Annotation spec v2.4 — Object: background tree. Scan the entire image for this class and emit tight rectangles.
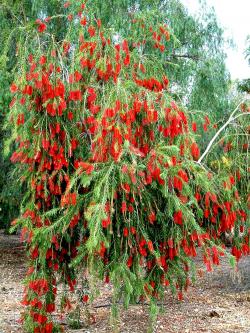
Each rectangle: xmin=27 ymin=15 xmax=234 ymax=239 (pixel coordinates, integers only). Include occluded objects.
xmin=237 ymin=35 xmax=250 ymax=93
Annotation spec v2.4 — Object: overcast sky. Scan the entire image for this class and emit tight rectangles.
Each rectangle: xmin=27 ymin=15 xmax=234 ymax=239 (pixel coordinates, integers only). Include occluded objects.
xmin=180 ymin=0 xmax=250 ymax=80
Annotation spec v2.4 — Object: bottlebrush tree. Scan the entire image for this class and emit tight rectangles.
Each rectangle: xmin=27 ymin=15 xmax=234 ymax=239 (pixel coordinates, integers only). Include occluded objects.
xmin=6 ymin=1 xmax=249 ymax=332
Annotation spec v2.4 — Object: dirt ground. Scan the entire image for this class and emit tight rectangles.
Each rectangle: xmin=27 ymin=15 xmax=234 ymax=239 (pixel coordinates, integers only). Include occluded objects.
xmin=0 ymin=230 xmax=250 ymax=333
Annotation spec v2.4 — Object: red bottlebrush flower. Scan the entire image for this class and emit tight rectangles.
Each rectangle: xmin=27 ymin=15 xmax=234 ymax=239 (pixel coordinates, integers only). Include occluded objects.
xmin=192 ymin=122 xmax=197 ymax=132
xmin=163 ymin=75 xmax=169 ymax=88
xmin=61 ymin=193 xmax=77 ymax=207
xmin=121 ymin=201 xmax=127 ymax=213
xmin=10 ymin=83 xmax=18 ymax=93
xmin=22 ymin=85 xmax=33 ymax=95
xmin=139 ymin=247 xmax=147 ymax=257
xmin=102 ymin=217 xmax=111 ymax=228
xmin=69 ymin=90 xmax=82 ymax=101
xmin=105 ymin=275 xmax=110 ymax=284
xmin=37 ymin=22 xmax=47 ymax=33
xmin=231 ymin=246 xmax=242 ymax=261
xmin=130 ymin=226 xmax=136 ymax=235
xmin=195 ymin=192 xmax=201 ymax=201
xmin=127 ymin=256 xmax=133 ymax=268
xmin=69 ymin=215 xmax=79 ymax=228
xmin=88 ymin=25 xmax=96 ymax=37
xmin=173 ymin=176 xmax=183 ymax=192
xmin=168 ymin=238 xmax=174 ymax=248
xmin=20 ymin=97 xmax=26 ymax=105
xmin=123 ymin=54 xmax=130 ymax=66
xmin=224 ymin=201 xmax=232 ymax=212
xmin=46 ymin=303 xmax=55 ymax=313
xmin=79 ymin=162 xmax=94 ymax=174
xmin=42 ymin=138 xmax=50 ymax=150
xmin=37 ymin=314 xmax=48 ymax=324
xmin=44 ymin=322 xmax=53 ymax=333
xmin=243 ymin=143 xmax=248 ymax=151
xmin=31 ymin=246 xmax=39 ymax=259
xmin=55 ymin=122 xmax=60 ymax=134
xmin=178 ymin=169 xmax=189 ymax=183
xmin=204 ymin=209 xmax=210 ymax=218
xmin=80 ymin=16 xmax=87 ymax=26
xmin=74 ymin=70 xmax=82 ymax=82
xmin=178 ymin=291 xmax=183 ymax=301
xmin=122 ymin=40 xmax=129 ymax=53
xmin=82 ymin=294 xmax=89 ymax=303
xmin=97 ymin=19 xmax=102 ymax=28
xmin=29 ymin=278 xmax=49 ymax=296
xmin=229 ymin=175 xmax=235 ymax=185
xmin=173 ymin=210 xmax=183 ymax=225
xmin=159 ymin=44 xmax=165 ymax=52
xmin=17 ymin=113 xmax=25 ymax=126
xmin=148 ymin=211 xmax=156 ymax=224
xmin=70 ymin=138 xmax=78 ymax=150
xmin=122 ymin=183 xmax=130 ymax=193
xmin=147 ymin=240 xmax=154 ymax=252
xmin=128 ymin=204 xmax=134 ymax=213
xmin=190 ymin=142 xmax=200 ymax=160
xmin=123 ymin=227 xmax=129 ymax=237
xmin=39 ymin=55 xmax=47 ymax=65
xmin=67 ymin=111 xmax=73 ymax=121
xmin=149 ymin=281 xmax=155 ymax=289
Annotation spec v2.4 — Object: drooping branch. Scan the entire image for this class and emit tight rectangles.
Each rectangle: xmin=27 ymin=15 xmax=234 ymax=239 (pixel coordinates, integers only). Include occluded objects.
xmin=198 ymin=100 xmax=249 ymax=163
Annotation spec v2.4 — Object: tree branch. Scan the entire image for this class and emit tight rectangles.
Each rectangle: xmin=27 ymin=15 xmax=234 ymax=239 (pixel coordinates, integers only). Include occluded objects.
xmin=198 ymin=100 xmax=248 ymax=163
xmin=169 ymin=53 xmax=199 ymax=61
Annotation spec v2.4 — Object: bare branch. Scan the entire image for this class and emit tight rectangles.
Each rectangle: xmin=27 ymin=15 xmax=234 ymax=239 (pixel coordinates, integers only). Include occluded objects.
xmin=198 ymin=100 xmax=248 ymax=163
xmin=167 ymin=53 xmax=199 ymax=61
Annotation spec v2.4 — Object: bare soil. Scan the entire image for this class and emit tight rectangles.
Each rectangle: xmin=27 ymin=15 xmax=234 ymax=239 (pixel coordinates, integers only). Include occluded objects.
xmin=0 ymin=230 xmax=250 ymax=333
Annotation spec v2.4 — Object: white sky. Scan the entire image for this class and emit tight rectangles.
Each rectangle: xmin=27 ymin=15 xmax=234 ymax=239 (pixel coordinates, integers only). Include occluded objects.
xmin=180 ymin=0 xmax=250 ymax=80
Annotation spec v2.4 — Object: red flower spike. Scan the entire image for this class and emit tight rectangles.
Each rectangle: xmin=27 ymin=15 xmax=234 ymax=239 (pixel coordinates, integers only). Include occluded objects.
xmin=102 ymin=217 xmax=111 ymax=228
xmin=37 ymin=22 xmax=47 ymax=33
xmin=80 ymin=16 xmax=87 ymax=26
xmin=190 ymin=142 xmax=200 ymax=160
xmin=123 ymin=227 xmax=129 ymax=237
xmin=148 ymin=211 xmax=156 ymax=224
xmin=192 ymin=122 xmax=197 ymax=132
xmin=10 ymin=83 xmax=18 ymax=93
xmin=69 ymin=90 xmax=82 ymax=101
xmin=147 ymin=240 xmax=154 ymax=252
xmin=88 ymin=25 xmax=96 ymax=37
xmin=82 ymin=294 xmax=89 ymax=303
xmin=173 ymin=211 xmax=183 ymax=225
